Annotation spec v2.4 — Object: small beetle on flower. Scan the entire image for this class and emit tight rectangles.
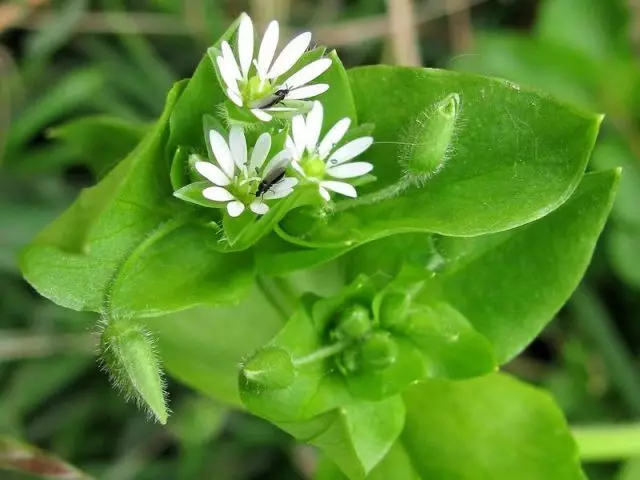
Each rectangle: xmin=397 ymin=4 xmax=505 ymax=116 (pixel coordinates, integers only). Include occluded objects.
xmin=194 ymin=126 xmax=298 ymax=217
xmin=214 ymin=13 xmax=332 ymax=122
xmin=287 ymin=101 xmax=374 ymax=201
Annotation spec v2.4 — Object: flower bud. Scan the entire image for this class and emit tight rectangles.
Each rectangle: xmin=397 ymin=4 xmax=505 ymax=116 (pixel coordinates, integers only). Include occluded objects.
xmin=360 ymin=332 xmax=397 ymax=371
xmin=332 ymin=304 xmax=372 ymax=341
xmin=336 ymin=346 xmax=361 ymax=376
xmin=99 ymin=320 xmax=168 ymax=424
xmin=240 ymin=347 xmax=295 ymax=391
xmin=400 ymin=93 xmax=461 ymax=182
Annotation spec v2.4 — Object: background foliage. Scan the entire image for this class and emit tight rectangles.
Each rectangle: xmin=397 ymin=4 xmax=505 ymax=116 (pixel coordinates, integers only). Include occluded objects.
xmin=1 ymin=0 xmax=640 ymax=478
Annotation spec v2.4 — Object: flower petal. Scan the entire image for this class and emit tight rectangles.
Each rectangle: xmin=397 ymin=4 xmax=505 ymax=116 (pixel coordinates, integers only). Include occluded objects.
xmin=226 ymin=88 xmax=243 ymax=107
xmin=257 ymin=20 xmax=279 ymax=77
xmin=195 ymin=161 xmax=230 ymax=186
xmin=321 ymin=180 xmax=357 ymax=198
xmin=327 ymin=137 xmax=373 ymax=166
xmin=203 ymin=186 xmax=235 ymax=201
xmin=284 ymin=58 xmax=332 ymax=89
xmin=272 ymin=176 xmax=299 ymax=192
xmin=209 ymin=129 xmax=235 ymax=178
xmin=229 ymin=126 xmax=247 ymax=168
xmin=319 ymin=117 xmax=351 ymax=159
xmin=227 ymin=200 xmax=245 ymax=217
xmin=220 ymin=41 xmax=242 ymax=80
xmin=268 ymin=31 xmax=312 ymax=79
xmin=286 ymin=83 xmax=329 ymax=100
xmin=250 ymin=200 xmax=269 ymax=215
xmin=251 ymin=109 xmax=272 ymax=122
xmin=291 ymin=160 xmax=305 ymax=176
xmin=292 ymin=114 xmax=307 ymax=155
xmin=238 ymin=14 xmax=254 ymax=78
xmin=263 ymin=188 xmax=293 ymax=200
xmin=249 ymin=132 xmax=272 ymax=171
xmin=263 ymin=149 xmax=292 ymax=175
xmin=318 ymin=186 xmax=331 ymax=202
xmin=216 ymin=56 xmax=241 ymax=93
xmin=326 ymin=162 xmax=374 ymax=179
xmin=285 ymin=135 xmax=299 ymax=159
xmin=305 ymin=101 xmax=323 ymax=153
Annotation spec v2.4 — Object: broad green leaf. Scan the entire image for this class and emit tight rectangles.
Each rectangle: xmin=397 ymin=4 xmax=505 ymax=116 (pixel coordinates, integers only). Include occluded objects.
xmin=21 ymin=81 xmax=253 ymax=317
xmin=282 ymin=395 xmax=404 ymax=480
xmin=48 ymin=115 xmax=148 ymax=178
xmin=426 ymin=170 xmax=619 ymax=361
xmin=150 ymin=286 xmax=285 ymax=407
xmin=452 ymin=34 xmax=600 ymax=111
xmin=167 ymin=17 xmax=240 ymax=153
xmin=279 ymin=66 xmax=601 ymax=248
xmin=399 ymin=374 xmax=584 ymax=479
xmin=314 ymin=50 xmax=358 ymax=130
xmin=318 ymin=374 xmax=584 ymax=480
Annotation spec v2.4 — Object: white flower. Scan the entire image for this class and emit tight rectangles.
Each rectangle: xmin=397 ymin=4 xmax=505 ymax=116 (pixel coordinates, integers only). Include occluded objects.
xmin=287 ymin=101 xmax=374 ymax=201
xmin=216 ymin=13 xmax=332 ymax=122
xmin=194 ymin=126 xmax=298 ymax=217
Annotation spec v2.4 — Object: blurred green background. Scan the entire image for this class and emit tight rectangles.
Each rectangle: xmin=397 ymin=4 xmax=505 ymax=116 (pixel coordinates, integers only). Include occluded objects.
xmin=1 ymin=0 xmax=640 ymax=478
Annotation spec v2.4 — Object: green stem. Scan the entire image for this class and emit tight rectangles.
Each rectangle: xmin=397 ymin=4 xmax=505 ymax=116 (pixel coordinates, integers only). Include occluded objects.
xmin=293 ymin=342 xmax=349 ymax=367
xmin=573 ymin=424 xmax=640 ymax=461
xmin=569 ymin=286 xmax=640 ymax=416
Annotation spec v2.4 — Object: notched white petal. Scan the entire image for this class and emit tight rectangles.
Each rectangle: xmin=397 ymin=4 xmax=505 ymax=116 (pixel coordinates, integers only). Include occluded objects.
xmin=209 ymin=129 xmax=236 ymax=178
xmin=229 ymin=126 xmax=247 ymax=167
xmin=251 ymin=109 xmax=273 ymax=122
xmin=203 ymin=186 xmax=235 ymax=202
xmin=220 ymin=41 xmax=242 ymax=80
xmin=273 ymin=176 xmax=298 ymax=192
xmin=326 ymin=162 xmax=374 ymax=179
xmin=250 ymin=200 xmax=269 ymax=215
xmin=321 ymin=180 xmax=357 ymax=198
xmin=285 ymin=83 xmax=329 ymax=100
xmin=291 ymin=114 xmax=307 ymax=156
xmin=238 ymin=14 xmax=254 ymax=78
xmin=227 ymin=200 xmax=245 ymax=217
xmin=258 ymin=20 xmax=279 ymax=76
xmin=284 ymin=58 xmax=332 ymax=89
xmin=319 ymin=117 xmax=351 ymax=159
xmin=268 ymin=31 xmax=312 ymax=79
xmin=327 ymin=136 xmax=373 ymax=166
xmin=216 ymin=57 xmax=241 ymax=93
xmin=318 ymin=186 xmax=331 ymax=202
xmin=226 ymin=88 xmax=243 ymax=107
xmin=263 ymin=187 xmax=293 ymax=200
xmin=195 ymin=161 xmax=230 ymax=186
xmin=249 ymin=132 xmax=272 ymax=170
xmin=305 ymin=101 xmax=323 ymax=153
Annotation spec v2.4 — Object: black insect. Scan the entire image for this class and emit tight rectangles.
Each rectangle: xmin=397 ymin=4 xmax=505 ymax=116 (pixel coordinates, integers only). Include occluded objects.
xmin=257 ymin=87 xmax=290 ymax=109
xmin=255 ymin=158 xmax=290 ymax=197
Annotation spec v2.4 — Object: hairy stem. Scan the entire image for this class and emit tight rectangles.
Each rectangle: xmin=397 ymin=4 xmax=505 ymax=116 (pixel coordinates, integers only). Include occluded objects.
xmin=573 ymin=423 xmax=640 ymax=461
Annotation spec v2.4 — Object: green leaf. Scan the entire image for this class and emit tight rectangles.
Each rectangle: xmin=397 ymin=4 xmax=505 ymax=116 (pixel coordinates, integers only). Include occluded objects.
xmin=150 ymin=286 xmax=285 ymax=407
xmin=317 ymin=374 xmax=584 ymax=480
xmin=314 ymin=50 xmax=358 ymax=130
xmin=400 ymin=374 xmax=585 ymax=479
xmin=426 ymin=169 xmax=619 ymax=361
xmin=279 ymin=66 xmax=601 ymax=248
xmin=167 ymin=17 xmax=241 ymax=153
xmin=283 ymin=395 xmax=405 ymax=480
xmin=21 ymin=81 xmax=252 ymax=317
xmin=48 ymin=115 xmax=148 ymax=178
